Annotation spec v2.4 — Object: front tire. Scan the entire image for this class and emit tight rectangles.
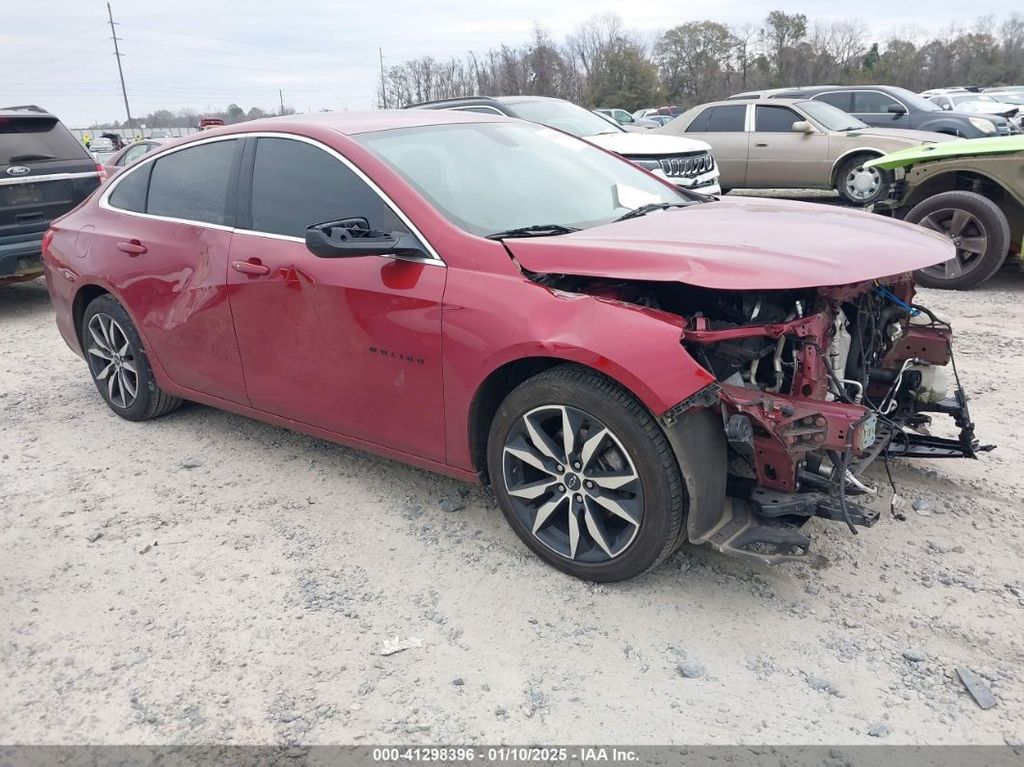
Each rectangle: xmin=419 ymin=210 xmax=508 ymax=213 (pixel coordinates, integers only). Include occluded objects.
xmin=81 ymin=294 xmax=182 ymax=421
xmin=835 ymin=154 xmax=891 ymax=206
xmin=905 ymin=190 xmax=1011 ymax=290
xmin=486 ymin=365 xmax=685 ymax=582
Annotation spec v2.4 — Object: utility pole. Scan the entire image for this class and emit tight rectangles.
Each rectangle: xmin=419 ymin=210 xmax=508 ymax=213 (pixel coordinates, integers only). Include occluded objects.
xmin=279 ymin=89 xmax=285 ymax=115
xmin=379 ymin=47 xmax=388 ymax=109
xmin=106 ymin=3 xmax=133 ymax=134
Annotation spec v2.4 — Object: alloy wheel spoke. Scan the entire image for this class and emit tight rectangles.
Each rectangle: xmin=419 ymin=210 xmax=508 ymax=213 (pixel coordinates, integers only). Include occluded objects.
xmin=532 ymin=494 xmax=566 ymax=534
xmin=949 ymin=209 xmax=970 ymax=235
xmin=121 ymin=359 xmax=138 ymax=375
xmin=96 ymin=361 xmax=115 ymax=380
xmin=89 ymin=325 xmax=111 ymax=354
xmin=523 ymin=412 xmax=564 ymax=463
xmin=958 ymin=236 xmax=987 ymax=255
xmin=508 ymin=478 xmax=558 ymax=500
xmin=918 ymin=214 xmax=945 ymax=233
xmin=88 ymin=346 xmax=113 ymax=361
xmin=567 ymin=504 xmax=581 ymax=559
xmin=579 ymin=428 xmax=609 ymax=469
xmin=561 ymin=406 xmax=581 ymax=460
xmin=107 ymin=371 xmax=118 ymax=402
xmin=120 ymin=369 xmax=137 ymax=398
xmin=504 ymin=442 xmax=554 ymax=475
xmin=99 ymin=315 xmax=116 ymax=351
xmin=588 ymin=470 xmax=638 ymax=491
xmin=589 ymin=490 xmax=639 ymax=526
xmin=944 ymin=257 xmax=966 ymax=278
xmin=583 ymin=504 xmax=614 ymax=558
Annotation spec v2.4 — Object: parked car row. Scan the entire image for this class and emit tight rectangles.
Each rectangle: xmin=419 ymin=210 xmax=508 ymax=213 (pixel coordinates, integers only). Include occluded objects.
xmin=39 ymin=108 xmax=988 ymax=580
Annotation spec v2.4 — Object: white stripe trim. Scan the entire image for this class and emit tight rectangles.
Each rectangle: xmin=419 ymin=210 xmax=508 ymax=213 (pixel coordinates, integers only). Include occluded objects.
xmin=0 ymin=170 xmax=99 ymax=187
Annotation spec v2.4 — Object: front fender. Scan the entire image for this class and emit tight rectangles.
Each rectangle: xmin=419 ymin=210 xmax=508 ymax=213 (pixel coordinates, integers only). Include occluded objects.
xmin=442 ymin=269 xmax=716 ymax=471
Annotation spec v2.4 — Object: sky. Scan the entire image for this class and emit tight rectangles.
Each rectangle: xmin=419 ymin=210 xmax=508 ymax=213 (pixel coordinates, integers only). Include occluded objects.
xmin=2 ymin=0 xmax=1017 ymax=127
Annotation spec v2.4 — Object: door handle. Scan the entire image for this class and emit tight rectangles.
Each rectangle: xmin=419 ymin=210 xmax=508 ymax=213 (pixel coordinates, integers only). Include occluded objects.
xmin=116 ymin=239 xmax=147 ymax=255
xmin=753 ymin=141 xmax=769 ymax=147
xmin=231 ymin=259 xmax=270 ymax=276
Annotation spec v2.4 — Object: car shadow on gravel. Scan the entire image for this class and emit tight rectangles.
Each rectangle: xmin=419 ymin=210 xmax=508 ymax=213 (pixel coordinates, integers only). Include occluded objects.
xmin=0 ymin=278 xmax=52 ymax=319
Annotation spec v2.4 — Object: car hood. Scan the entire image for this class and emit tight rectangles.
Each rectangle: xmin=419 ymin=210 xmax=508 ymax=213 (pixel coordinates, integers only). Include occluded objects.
xmin=865 ymin=135 xmax=1024 ymax=169
xmin=841 ymin=127 xmax=953 ymax=145
xmin=585 ymin=131 xmax=712 ymax=157
xmin=503 ymin=196 xmax=954 ymax=291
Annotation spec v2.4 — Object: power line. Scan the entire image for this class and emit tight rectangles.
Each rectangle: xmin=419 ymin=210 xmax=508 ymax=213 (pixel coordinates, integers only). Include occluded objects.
xmin=107 ymin=2 xmax=134 ymax=130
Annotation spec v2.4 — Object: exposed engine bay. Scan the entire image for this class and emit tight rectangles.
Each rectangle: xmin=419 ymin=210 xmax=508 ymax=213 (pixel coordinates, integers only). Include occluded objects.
xmin=528 ymin=270 xmax=993 ymax=564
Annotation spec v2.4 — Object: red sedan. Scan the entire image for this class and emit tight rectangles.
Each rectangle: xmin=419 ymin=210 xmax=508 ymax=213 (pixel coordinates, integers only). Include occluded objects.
xmin=42 ymin=111 xmax=988 ymax=580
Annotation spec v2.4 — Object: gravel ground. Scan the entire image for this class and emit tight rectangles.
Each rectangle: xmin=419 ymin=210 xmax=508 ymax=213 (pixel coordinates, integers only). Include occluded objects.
xmin=2 ymin=262 xmax=1023 ymax=746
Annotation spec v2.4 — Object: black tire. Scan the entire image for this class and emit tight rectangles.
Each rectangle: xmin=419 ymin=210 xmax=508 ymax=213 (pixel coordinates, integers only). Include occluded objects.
xmin=486 ymin=364 xmax=685 ymax=582
xmin=835 ymin=154 xmax=892 ymax=207
xmin=80 ymin=294 xmax=182 ymax=421
xmin=905 ymin=190 xmax=1011 ymax=290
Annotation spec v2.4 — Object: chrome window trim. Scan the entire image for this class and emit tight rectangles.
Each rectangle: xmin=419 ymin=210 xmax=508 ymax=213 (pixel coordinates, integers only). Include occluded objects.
xmin=0 ymin=170 xmax=99 ymax=187
xmin=99 ymin=131 xmax=445 ymax=265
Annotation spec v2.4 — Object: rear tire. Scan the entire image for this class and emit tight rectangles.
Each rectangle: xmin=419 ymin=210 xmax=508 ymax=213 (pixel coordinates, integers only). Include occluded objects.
xmin=905 ymin=190 xmax=1010 ymax=290
xmin=835 ymin=154 xmax=891 ymax=206
xmin=486 ymin=364 xmax=685 ymax=582
xmin=81 ymin=294 xmax=182 ymax=421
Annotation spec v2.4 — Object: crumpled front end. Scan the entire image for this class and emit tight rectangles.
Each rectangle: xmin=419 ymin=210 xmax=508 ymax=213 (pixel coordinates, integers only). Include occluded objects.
xmin=673 ymin=277 xmax=991 ymax=564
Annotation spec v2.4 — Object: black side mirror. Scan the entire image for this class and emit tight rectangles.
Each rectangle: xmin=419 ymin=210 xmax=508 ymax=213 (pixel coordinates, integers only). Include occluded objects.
xmin=887 ymin=104 xmax=908 ymax=115
xmin=305 ymin=219 xmax=427 ymax=260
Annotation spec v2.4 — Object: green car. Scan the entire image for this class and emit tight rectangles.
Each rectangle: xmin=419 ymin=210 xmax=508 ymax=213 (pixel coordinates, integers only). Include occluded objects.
xmin=867 ymin=136 xmax=1024 ymax=289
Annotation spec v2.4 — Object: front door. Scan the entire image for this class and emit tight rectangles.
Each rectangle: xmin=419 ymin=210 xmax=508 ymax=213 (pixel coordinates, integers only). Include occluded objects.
xmin=226 ymin=136 xmax=447 ymax=462
xmin=745 ymin=104 xmax=829 ymax=188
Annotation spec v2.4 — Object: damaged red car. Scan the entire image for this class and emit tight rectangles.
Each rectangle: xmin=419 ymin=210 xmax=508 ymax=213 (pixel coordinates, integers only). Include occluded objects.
xmin=42 ymin=111 xmax=989 ymax=581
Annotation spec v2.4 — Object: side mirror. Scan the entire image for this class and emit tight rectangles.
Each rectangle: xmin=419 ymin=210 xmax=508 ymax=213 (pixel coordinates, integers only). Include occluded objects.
xmin=791 ymin=120 xmax=815 ymax=133
xmin=887 ymin=104 xmax=908 ymax=115
xmin=305 ymin=219 xmax=427 ymax=260
xmin=942 ymin=103 xmax=953 ymax=111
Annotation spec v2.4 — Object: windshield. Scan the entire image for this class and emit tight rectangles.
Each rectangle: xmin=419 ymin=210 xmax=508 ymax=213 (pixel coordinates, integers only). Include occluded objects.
xmin=888 ymin=87 xmax=942 ymax=112
xmin=798 ymin=100 xmax=868 ymax=131
xmin=990 ymin=93 xmax=1024 ymax=105
xmin=356 ymin=122 xmax=688 ymax=237
xmin=508 ymin=99 xmax=623 ymax=138
xmin=952 ymin=94 xmax=998 ymax=105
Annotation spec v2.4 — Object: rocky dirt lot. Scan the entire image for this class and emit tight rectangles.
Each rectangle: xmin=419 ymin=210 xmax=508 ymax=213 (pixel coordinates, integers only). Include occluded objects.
xmin=2 ymin=267 xmax=1023 ymax=746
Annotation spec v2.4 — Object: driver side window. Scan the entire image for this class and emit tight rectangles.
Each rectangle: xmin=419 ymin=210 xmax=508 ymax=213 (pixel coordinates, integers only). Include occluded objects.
xmin=248 ymin=137 xmax=409 ymax=239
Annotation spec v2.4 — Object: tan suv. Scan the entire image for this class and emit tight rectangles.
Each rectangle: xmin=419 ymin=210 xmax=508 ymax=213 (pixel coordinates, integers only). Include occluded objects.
xmin=657 ymin=98 xmax=952 ymax=205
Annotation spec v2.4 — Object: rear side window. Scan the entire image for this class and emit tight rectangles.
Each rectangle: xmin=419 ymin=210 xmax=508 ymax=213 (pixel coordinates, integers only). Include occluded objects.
xmin=814 ymin=92 xmax=852 ymax=111
xmin=249 ymin=137 xmax=406 ymax=238
xmin=108 ymin=163 xmax=151 ymax=213
xmin=0 ymin=116 xmax=89 ymax=164
xmin=147 ymin=140 xmax=237 ymax=225
xmin=705 ymin=105 xmax=746 ymax=132
xmin=755 ymin=105 xmax=801 ymax=132
xmin=685 ymin=109 xmax=712 ymax=132
xmin=851 ymin=91 xmax=900 ymax=113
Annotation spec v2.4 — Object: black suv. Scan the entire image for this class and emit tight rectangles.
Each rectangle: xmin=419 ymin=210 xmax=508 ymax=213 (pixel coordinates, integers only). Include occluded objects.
xmin=1 ymin=105 xmax=102 ymax=285
xmin=729 ymin=86 xmax=1010 ymax=138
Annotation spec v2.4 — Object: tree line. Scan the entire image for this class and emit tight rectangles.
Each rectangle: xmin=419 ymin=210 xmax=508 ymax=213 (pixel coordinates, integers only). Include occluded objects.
xmin=88 ymin=103 xmax=292 ymax=130
xmin=379 ymin=12 xmax=1024 ymax=111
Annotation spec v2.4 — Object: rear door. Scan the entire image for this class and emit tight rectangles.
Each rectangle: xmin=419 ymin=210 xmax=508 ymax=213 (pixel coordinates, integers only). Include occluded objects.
xmin=746 ymin=104 xmax=829 ymax=187
xmin=681 ymin=104 xmax=749 ymax=187
xmin=849 ymin=90 xmax=910 ymax=129
xmin=1 ymin=113 xmax=99 ymax=273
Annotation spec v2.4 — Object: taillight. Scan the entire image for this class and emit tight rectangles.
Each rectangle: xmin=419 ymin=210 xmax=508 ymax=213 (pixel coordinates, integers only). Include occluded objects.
xmin=41 ymin=228 xmax=55 ymax=256
xmin=96 ymin=163 xmax=108 ymax=182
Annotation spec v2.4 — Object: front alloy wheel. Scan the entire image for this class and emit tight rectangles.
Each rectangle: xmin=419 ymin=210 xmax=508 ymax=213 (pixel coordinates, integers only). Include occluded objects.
xmin=487 ymin=365 xmax=688 ymax=582
xmin=503 ymin=405 xmax=643 ymax=563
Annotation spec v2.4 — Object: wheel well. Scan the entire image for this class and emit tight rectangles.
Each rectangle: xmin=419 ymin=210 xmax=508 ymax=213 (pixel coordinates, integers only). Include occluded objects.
xmin=72 ymin=284 xmax=109 ymax=350
xmin=830 ymin=151 xmax=882 ymax=187
xmin=905 ymin=170 xmax=1011 ymax=210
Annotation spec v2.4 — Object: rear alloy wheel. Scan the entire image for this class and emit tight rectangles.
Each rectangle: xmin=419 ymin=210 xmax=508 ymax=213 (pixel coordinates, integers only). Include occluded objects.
xmin=905 ymin=190 xmax=1011 ymax=290
xmin=81 ymin=294 xmax=182 ymax=420
xmin=487 ymin=365 xmax=685 ymax=582
xmin=836 ymin=155 xmax=891 ymax=206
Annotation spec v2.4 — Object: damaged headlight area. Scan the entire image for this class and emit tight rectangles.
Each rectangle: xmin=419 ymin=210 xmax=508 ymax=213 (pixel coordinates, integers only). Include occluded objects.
xmin=526 ymin=271 xmax=993 ymax=565
xmin=676 ymin=278 xmax=993 ymax=563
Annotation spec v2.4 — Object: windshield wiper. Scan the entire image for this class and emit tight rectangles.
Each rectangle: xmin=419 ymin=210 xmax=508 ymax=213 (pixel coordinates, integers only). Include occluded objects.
xmin=614 ymin=202 xmax=693 ymax=222
xmin=8 ymin=153 xmax=56 ymax=162
xmin=486 ymin=224 xmax=579 ymax=240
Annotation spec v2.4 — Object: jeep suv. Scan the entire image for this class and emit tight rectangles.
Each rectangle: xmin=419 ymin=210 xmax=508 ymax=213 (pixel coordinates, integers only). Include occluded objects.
xmin=406 ymin=96 xmax=720 ymax=194
xmin=1 ymin=105 xmax=103 ymax=285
